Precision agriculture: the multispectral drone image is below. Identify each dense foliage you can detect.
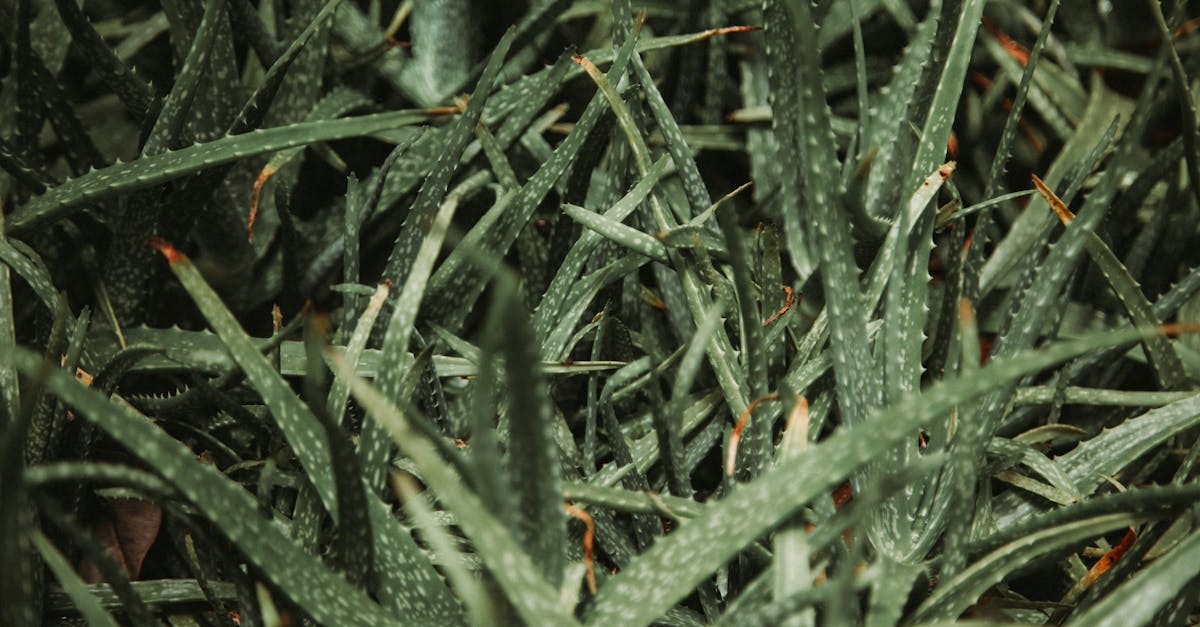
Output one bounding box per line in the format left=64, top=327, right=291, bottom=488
left=4, top=0, right=1200, bottom=624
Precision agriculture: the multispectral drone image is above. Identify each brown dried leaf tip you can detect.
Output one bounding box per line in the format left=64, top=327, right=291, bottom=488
left=248, top=164, right=280, bottom=243
left=1031, top=173, right=1076, bottom=224
left=564, top=503, right=597, bottom=594
left=713, top=25, right=759, bottom=35
left=726, top=393, right=781, bottom=476
left=762, top=285, right=796, bottom=327
left=145, top=237, right=183, bottom=263
left=572, top=55, right=603, bottom=83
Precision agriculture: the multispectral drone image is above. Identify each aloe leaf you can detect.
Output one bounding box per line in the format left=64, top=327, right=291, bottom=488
left=943, top=110, right=1129, bottom=569
left=591, top=391, right=723, bottom=488
left=361, top=479, right=464, bottom=622
left=532, top=154, right=673, bottom=349
left=393, top=474, right=491, bottom=625
left=762, top=0, right=816, bottom=276
left=333, top=355, right=584, bottom=627
left=993, top=391, right=1200, bottom=529
left=423, top=33, right=639, bottom=328
left=15, top=32, right=106, bottom=174
left=400, top=0, right=471, bottom=106
left=584, top=327, right=1163, bottom=626
left=148, top=239, right=341, bottom=514
left=1067, top=526, right=1200, bottom=626
left=1013, top=386, right=1195, bottom=407
left=0, top=385, right=39, bottom=627
left=773, top=398, right=815, bottom=627
left=227, top=0, right=279, bottom=66
left=981, top=484, right=1200, bottom=562
left=263, top=0, right=335, bottom=129
left=51, top=0, right=152, bottom=120
left=912, top=514, right=1141, bottom=622
left=380, top=28, right=514, bottom=293
left=864, top=557, right=922, bottom=627
left=481, top=22, right=808, bottom=127
left=561, top=482, right=704, bottom=519
left=32, top=532, right=120, bottom=627
left=905, top=0, right=984, bottom=192
left=0, top=216, right=19, bottom=421
left=864, top=5, right=945, bottom=152
left=720, top=452, right=944, bottom=627
left=10, top=109, right=436, bottom=233
left=717, top=201, right=771, bottom=479
left=1032, top=175, right=1188, bottom=389
left=630, top=53, right=710, bottom=217
left=977, top=80, right=1132, bottom=295
left=328, top=283, right=389, bottom=426
left=581, top=25, right=753, bottom=421
left=158, top=0, right=239, bottom=132
left=776, top=0, right=876, bottom=427
left=141, top=0, right=224, bottom=153
left=330, top=2, right=408, bottom=95
left=25, top=461, right=173, bottom=497
left=562, top=204, right=669, bottom=263
left=81, top=325, right=621, bottom=379
left=981, top=0, right=1060, bottom=198
left=360, top=165, right=467, bottom=489
left=987, top=437, right=1080, bottom=501
left=1147, top=0, right=1200, bottom=214
left=869, top=163, right=949, bottom=559
left=467, top=311, right=517, bottom=532
left=981, top=35, right=1074, bottom=140
left=490, top=52, right=571, bottom=151
left=258, top=87, right=373, bottom=190
left=488, top=277, right=567, bottom=585
left=5, top=347, right=406, bottom=626
left=860, top=1, right=939, bottom=227
left=0, top=136, right=51, bottom=192
left=545, top=255, right=647, bottom=363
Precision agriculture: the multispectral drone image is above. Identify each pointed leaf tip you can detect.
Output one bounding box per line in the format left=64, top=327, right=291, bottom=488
left=145, top=237, right=184, bottom=263
left=711, top=25, right=759, bottom=35
left=1031, top=173, right=1076, bottom=224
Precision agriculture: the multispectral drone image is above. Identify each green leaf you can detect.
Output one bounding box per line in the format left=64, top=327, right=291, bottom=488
left=562, top=203, right=668, bottom=263
left=532, top=154, right=673, bottom=350
left=380, top=28, right=514, bottom=294
left=10, top=109, right=436, bottom=233
left=5, top=347, right=406, bottom=626
left=0, top=215, right=19, bottom=422
left=1032, top=174, right=1187, bottom=389
left=362, top=158, right=471, bottom=489
left=994, top=391, right=1200, bottom=529
left=141, top=0, right=226, bottom=156
left=488, top=277, right=567, bottom=585
left=423, top=35, right=640, bottom=331
left=584, top=326, right=1164, bottom=626
left=400, top=0, right=471, bottom=105
left=51, top=0, right=152, bottom=119
left=859, top=1, right=939, bottom=228
left=32, top=532, right=121, bottom=627
left=776, top=0, right=876, bottom=428
left=149, top=240, right=339, bottom=515
left=905, top=0, right=984, bottom=191
left=911, top=514, right=1141, bottom=622
left=332, top=354, right=584, bottom=627
left=1066, top=527, right=1200, bottom=626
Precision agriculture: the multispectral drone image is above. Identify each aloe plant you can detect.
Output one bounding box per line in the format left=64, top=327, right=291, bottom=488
left=4, top=1, right=1200, bottom=625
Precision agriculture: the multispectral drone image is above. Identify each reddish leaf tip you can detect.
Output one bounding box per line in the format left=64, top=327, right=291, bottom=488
left=713, top=25, right=759, bottom=34
left=145, top=237, right=183, bottom=263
